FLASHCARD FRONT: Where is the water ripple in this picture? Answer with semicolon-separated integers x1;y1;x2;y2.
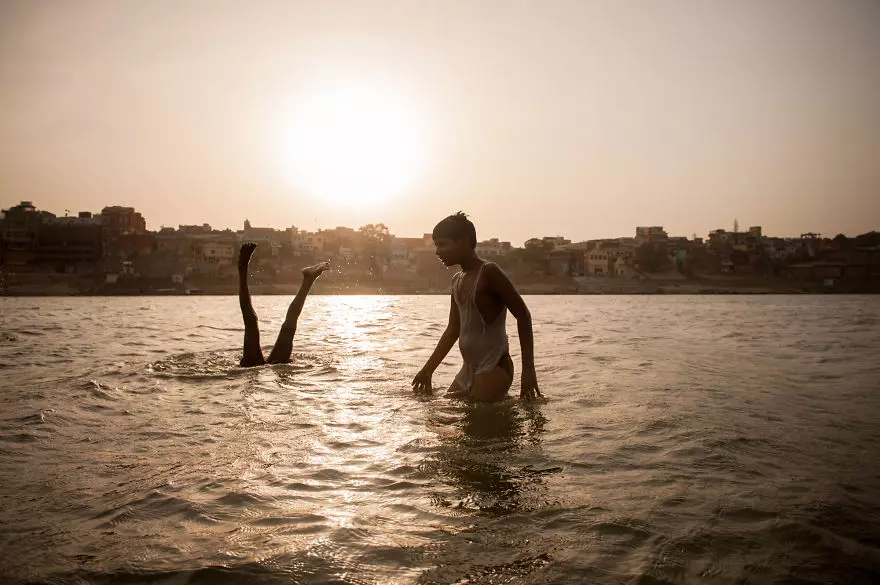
0;295;878;584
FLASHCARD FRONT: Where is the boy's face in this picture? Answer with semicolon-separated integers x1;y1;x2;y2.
434;237;469;266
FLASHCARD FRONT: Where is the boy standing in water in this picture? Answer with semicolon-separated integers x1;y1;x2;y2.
412;212;542;401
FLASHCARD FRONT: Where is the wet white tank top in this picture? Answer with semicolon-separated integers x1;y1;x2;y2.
452;262;509;391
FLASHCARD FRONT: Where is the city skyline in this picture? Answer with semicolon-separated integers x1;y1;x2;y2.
3;198;875;247
2;1;879;244
4;196;878;299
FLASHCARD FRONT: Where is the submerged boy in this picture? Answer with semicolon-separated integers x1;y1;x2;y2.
237;242;329;367
412;213;542;401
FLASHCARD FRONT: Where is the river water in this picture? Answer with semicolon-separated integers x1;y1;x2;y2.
1;295;878;584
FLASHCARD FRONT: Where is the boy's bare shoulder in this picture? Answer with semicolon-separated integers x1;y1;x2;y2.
482;261;507;275
481;261;513;286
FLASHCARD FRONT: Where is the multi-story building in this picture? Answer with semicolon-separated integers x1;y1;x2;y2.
635;226;668;245
290;227;325;255
476;238;512;257
542;236;571;249
99;206;150;270
155;227;193;255
195;239;237;264
586;250;610;275
546;248;575;275
577;239;635;276
44;211;101;227
178;223;213;235
240;219;282;256
390;237;409;266
389;236;424;267
0;203;107;269
337;246;356;262
381;233;433;268
37;218;103;269
192;235;238;275
100;206;146;236
0;201;55;265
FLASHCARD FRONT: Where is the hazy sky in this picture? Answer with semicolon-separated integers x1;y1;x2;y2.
2;0;878;244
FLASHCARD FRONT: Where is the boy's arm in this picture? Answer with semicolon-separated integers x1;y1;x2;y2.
412;295;460;392
485;264;542;400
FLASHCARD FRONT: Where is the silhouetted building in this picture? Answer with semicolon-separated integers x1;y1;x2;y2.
100;206;146;236
36;222;103;269
635;226;668;245
290;227;325;254
542;236;571;248
0;202;105;270
241;219;283;256
192;235;238;275
476;238;512;257
178;223;213;235
708;229;733;246
0;201;56;266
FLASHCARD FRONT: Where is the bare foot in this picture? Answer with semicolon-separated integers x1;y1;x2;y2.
302;261;330;280
238;243;257;270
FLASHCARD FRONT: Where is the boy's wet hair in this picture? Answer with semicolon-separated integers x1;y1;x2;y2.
433;212;477;248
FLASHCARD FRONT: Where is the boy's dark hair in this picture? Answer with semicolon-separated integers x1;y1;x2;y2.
433;212;477;248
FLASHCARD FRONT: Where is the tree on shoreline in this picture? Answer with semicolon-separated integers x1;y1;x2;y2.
358;223;392;278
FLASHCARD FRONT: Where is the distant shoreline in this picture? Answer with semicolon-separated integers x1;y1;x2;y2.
2;286;876;296
2;272;878;296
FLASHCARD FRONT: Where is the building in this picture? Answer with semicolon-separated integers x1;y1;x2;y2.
331;226;358;240
45;211;101;226
0;202;108;269
578;239;635;276
155;228;193;255
635;226;668;245
586;250;610;275
100;206;146;236
476;238;512;257
0;201;55;265
578;239;636;277
390;237;410;266
99;206;149;268
707;229;733;246
390;236;426;268
178;223;213;235
146;228;194;279
337;246;356;262
240;219;283;256
192;236;238;275
101;232;155;270
195;238;237;264
290;227;325;255
548;249;577;275
542;236;571;249
36;221;103;268
319;226;358;248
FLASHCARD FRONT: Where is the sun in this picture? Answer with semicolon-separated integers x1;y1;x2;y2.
280;83;426;207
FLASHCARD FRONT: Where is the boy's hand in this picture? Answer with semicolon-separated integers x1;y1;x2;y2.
412;368;433;393
520;367;542;401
